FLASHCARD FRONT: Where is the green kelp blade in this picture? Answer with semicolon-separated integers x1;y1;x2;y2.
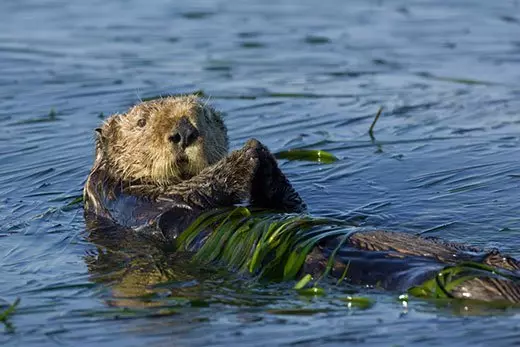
340;296;374;310
316;233;351;283
254;216;312;280
408;264;481;300
249;217;294;274
177;207;347;282
223;219;266;271
192;208;252;264
294;274;313;290
283;226;352;281
275;149;338;163
177;207;245;251
293;274;326;296
408;262;520;302
0;298;20;322
297;287;326;296
264;218;340;280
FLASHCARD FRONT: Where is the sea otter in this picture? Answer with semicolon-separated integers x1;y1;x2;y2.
84;95;520;303
84;96;305;239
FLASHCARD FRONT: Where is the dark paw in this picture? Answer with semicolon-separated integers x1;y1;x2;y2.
241;139;306;213
243;138;271;160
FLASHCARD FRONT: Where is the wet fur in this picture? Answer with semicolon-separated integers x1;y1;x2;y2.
94;96;227;184
83;95;305;232
84;96;230;214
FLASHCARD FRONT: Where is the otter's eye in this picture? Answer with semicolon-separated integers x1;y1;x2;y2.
137;118;146;127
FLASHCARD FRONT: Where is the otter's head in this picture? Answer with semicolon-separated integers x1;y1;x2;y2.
95;96;228;185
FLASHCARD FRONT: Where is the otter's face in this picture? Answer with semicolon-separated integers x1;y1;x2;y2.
97;96;229;185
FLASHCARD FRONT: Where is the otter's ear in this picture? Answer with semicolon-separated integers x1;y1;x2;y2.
97;114;122;142
94;127;106;145
94;127;106;156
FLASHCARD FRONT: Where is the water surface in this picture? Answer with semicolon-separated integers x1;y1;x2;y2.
1;0;520;346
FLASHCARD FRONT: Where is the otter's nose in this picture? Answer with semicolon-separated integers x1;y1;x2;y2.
169;117;199;148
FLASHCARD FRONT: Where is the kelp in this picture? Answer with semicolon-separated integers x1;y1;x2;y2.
408;262;520;307
0;298;19;322
1;298;20;333
176;207;350;282
368;106;383;139
275;149;338;163
176;208;520;306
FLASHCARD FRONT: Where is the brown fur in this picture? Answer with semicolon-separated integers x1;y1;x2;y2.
83;96;305;221
84;96;230;213
94;95;227;185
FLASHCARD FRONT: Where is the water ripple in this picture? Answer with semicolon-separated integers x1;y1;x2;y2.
1;0;520;346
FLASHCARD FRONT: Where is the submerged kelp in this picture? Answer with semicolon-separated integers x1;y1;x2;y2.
0;298;20;333
176;208;520;305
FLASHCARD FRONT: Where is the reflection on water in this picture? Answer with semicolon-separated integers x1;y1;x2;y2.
1;0;520;345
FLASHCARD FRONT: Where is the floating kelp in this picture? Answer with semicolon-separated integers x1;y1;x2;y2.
0;298;19;322
176;207;349;282
176;207;520;307
1;298;20;332
275;149;338;163
340;296;374;310
408;262;520;306
368;106;384;139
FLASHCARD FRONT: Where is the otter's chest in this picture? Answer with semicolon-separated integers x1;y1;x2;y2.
103;192;164;229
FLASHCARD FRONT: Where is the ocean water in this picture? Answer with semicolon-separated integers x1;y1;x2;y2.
1;0;520;346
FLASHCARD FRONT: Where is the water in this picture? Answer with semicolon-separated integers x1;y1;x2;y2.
1;0;520;345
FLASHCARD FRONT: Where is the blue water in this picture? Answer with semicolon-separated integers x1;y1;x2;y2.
1;0;520;346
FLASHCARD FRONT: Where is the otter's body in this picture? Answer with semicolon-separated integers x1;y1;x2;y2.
85;96;520;303
84;96;305;241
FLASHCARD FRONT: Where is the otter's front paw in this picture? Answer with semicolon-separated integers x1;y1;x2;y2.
241;139;306;213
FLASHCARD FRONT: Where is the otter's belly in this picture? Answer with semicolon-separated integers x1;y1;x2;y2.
91;188;200;243
103;193;163;229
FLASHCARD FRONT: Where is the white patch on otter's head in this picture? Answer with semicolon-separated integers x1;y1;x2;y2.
96;95;229;185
